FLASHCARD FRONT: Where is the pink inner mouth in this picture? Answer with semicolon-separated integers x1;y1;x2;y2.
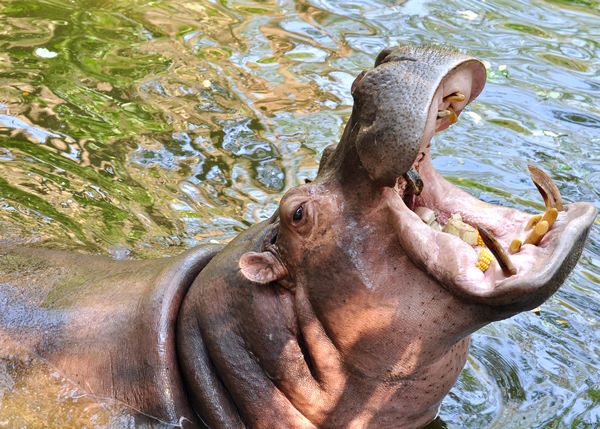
388;149;596;303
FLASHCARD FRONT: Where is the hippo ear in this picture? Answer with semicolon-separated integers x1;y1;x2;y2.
239;251;287;284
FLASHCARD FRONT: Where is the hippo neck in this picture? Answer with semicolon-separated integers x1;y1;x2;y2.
182;285;471;428
280;281;472;428
177;228;472;428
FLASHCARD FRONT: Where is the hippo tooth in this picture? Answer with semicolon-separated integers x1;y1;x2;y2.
444;92;466;103
443;214;478;245
403;167;424;196
442;221;460;237
414;206;436;224
460;228;479;246
524;220;549;245
442;213;463;236
509;239;522;254
438;107;458;124
430;221;442;231
476;225;517;276
437;107;458;124
525;213;543;230
528;164;565;211
447;107;458;124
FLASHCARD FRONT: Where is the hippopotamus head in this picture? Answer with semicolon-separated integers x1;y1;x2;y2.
179;45;597;428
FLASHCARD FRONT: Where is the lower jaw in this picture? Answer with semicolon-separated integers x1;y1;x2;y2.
393;156;598;309
394;158;529;293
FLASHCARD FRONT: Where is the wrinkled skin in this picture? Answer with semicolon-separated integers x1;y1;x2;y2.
0;45;597;428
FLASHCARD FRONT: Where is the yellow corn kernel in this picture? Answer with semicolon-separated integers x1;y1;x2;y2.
477;233;485;247
475;248;494;272
509;239;522;254
525;214;543;230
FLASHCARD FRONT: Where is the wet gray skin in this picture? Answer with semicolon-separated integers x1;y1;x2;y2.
0;45;597;428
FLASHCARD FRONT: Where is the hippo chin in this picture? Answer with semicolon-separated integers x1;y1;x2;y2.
0;45;596;428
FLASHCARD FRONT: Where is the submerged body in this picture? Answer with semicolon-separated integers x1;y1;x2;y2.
0;45;596;428
0;245;220;426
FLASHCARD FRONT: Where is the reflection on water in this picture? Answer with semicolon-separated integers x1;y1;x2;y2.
0;354;132;428
0;0;598;427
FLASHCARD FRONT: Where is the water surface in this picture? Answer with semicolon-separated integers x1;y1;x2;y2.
0;0;598;427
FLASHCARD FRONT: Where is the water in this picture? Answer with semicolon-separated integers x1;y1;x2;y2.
0;0;598;427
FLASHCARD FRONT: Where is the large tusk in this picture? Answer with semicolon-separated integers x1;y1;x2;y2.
476;225;517;276
528;165;564;211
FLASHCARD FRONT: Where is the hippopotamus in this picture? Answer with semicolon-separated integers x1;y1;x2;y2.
0;45;596;428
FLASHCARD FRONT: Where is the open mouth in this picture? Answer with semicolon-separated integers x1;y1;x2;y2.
333;45;596;309
388;96;597;308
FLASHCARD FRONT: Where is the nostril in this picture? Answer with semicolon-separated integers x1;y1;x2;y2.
374;48;393;66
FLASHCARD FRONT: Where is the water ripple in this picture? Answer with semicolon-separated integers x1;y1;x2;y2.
0;0;598;427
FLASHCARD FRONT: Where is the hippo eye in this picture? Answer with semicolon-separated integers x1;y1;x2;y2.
293;205;304;222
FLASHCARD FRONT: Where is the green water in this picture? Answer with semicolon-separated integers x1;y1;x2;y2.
0;0;598;427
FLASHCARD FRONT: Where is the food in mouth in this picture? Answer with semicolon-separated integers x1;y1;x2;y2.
409;164;563;279
389;87;582;299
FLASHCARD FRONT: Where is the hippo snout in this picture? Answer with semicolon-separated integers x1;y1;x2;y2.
343;45;486;187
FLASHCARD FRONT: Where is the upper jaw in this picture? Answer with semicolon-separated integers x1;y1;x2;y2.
389;153;597;310
347;46;487;187
318;45;487;188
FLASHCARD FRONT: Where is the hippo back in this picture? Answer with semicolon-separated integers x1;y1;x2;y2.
0;244;221;426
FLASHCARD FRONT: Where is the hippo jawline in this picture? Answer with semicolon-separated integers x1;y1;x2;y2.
387;146;596;310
